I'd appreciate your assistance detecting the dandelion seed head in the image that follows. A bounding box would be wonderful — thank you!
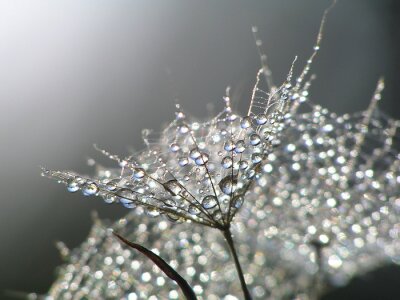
[43,73,400,299]
[44,56,312,230]
[41,3,400,298]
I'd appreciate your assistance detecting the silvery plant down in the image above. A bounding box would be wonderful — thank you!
[41,5,399,300]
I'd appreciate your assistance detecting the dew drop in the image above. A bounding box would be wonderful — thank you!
[224,141,235,151]
[133,168,145,179]
[191,122,200,130]
[212,210,222,221]
[188,205,201,215]
[189,149,201,159]
[221,156,233,169]
[241,116,252,129]
[166,213,184,223]
[103,193,116,204]
[227,113,237,122]
[163,199,177,207]
[117,188,136,209]
[41,168,50,177]
[202,195,218,209]
[249,134,261,146]
[163,180,182,196]
[251,153,263,164]
[246,168,256,179]
[212,134,221,143]
[195,153,209,166]
[82,182,98,196]
[178,156,189,166]
[322,124,334,132]
[67,178,79,193]
[146,208,160,217]
[106,179,118,191]
[239,160,249,170]
[169,143,180,152]
[318,234,330,245]
[232,195,244,209]
[235,140,246,153]
[256,114,267,125]
[262,164,273,173]
[219,175,237,195]
[179,125,189,134]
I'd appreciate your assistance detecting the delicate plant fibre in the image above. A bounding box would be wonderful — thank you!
[42,4,399,300]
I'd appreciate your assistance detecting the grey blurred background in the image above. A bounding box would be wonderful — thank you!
[0,0,399,298]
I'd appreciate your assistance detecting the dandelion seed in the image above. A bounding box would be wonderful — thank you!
[42,2,399,299]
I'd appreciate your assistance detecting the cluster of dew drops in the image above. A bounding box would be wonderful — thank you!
[43,15,315,228]
[44,71,306,229]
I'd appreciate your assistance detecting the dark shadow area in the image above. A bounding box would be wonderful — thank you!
[322,264,400,300]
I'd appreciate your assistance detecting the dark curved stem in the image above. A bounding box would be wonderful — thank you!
[222,227,252,300]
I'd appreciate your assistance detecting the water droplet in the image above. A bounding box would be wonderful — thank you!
[166,213,184,223]
[251,153,263,164]
[106,179,118,191]
[249,134,261,146]
[163,199,176,207]
[319,234,330,245]
[169,143,180,152]
[256,114,267,125]
[235,140,246,153]
[178,156,189,166]
[322,124,334,132]
[232,195,244,208]
[219,175,237,195]
[146,208,160,217]
[262,164,273,173]
[189,149,201,159]
[202,195,218,209]
[103,193,116,204]
[188,205,201,215]
[246,168,256,179]
[239,160,249,170]
[228,114,237,122]
[221,156,233,169]
[212,133,221,143]
[212,210,222,221]
[286,144,296,153]
[82,182,98,196]
[67,178,79,193]
[163,180,182,196]
[224,141,235,151]
[179,125,189,134]
[133,168,145,179]
[191,122,200,130]
[241,116,252,129]
[328,255,342,269]
[41,168,50,177]
[117,188,136,208]
[195,153,209,166]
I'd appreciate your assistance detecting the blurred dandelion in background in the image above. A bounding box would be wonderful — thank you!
[38,2,400,300]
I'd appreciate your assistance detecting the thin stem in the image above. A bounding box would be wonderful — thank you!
[222,227,252,300]
[310,241,325,300]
